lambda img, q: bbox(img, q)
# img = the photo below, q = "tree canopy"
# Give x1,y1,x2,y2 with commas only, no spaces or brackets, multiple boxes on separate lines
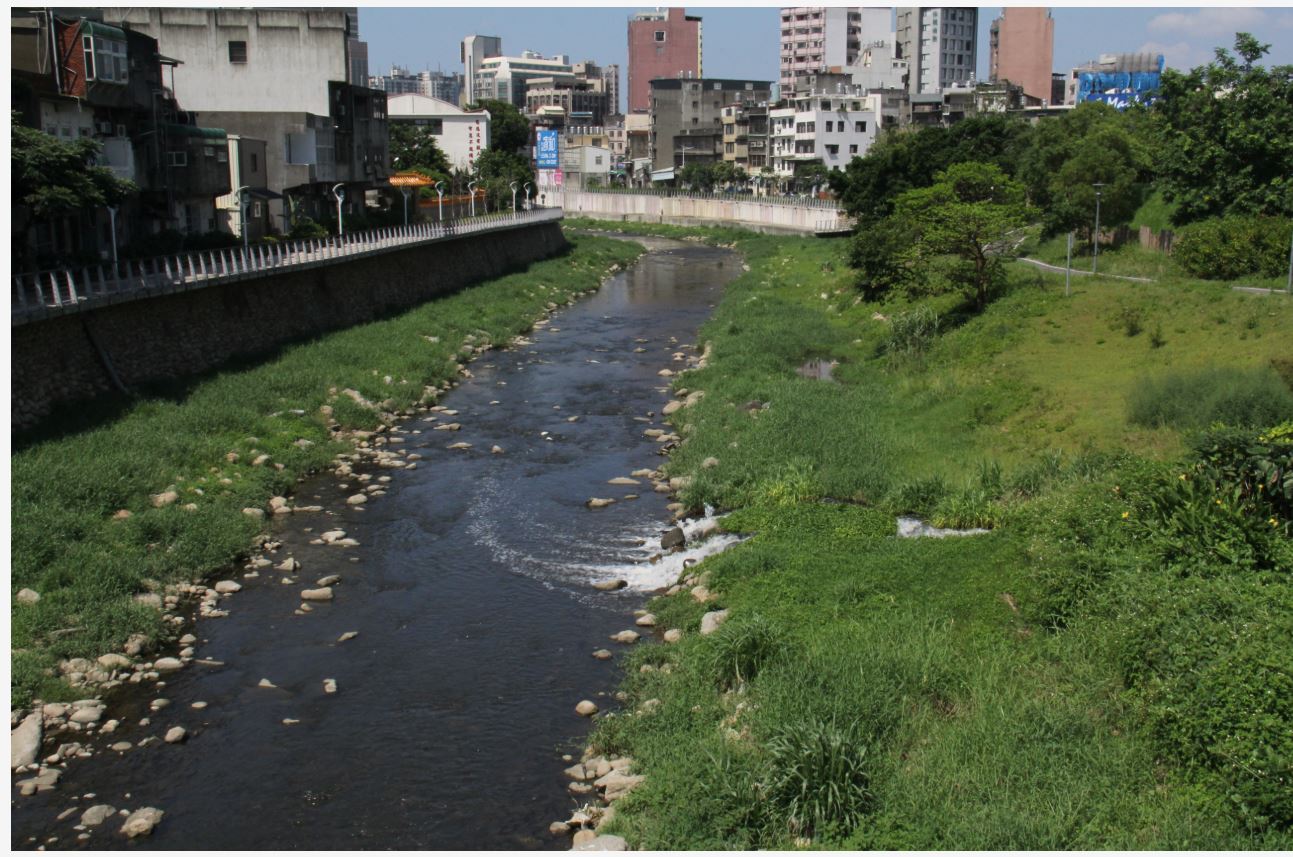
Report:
11,112,135,218
1151,32,1293,224
468,99,531,155
388,123,452,184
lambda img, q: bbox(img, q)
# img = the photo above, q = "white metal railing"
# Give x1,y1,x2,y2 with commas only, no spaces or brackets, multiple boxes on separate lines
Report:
12,208,563,324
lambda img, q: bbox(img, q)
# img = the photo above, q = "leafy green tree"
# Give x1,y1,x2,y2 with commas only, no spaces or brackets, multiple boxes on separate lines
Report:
11,112,135,219
711,160,748,189
468,99,531,155
389,123,451,184
794,162,829,193
1152,32,1293,223
679,161,716,191
1046,123,1151,245
894,162,1030,310
474,147,533,210
848,216,917,300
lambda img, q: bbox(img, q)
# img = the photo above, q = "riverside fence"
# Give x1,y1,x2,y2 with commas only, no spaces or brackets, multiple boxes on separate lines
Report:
12,208,564,325
544,189,853,234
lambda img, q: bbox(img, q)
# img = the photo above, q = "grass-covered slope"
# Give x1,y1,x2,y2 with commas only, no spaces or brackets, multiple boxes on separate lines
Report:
10,235,643,706
572,221,1293,849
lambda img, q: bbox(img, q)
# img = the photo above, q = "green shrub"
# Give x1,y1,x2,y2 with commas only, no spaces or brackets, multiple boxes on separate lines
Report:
705,614,784,690
885,306,942,361
288,216,329,240
1127,366,1293,431
884,474,949,517
1173,215,1293,280
765,717,873,836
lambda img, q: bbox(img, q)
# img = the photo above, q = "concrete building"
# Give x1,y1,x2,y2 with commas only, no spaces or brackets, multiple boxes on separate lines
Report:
460,34,503,105
345,9,369,86
386,94,491,172
648,78,773,175
989,8,1054,103
473,51,572,110
627,8,702,113
896,7,978,94
778,7,892,92
11,9,232,266
769,86,880,181
215,136,274,240
525,78,610,127
370,66,465,104
720,102,770,172
624,112,653,185
602,64,622,115
101,7,389,230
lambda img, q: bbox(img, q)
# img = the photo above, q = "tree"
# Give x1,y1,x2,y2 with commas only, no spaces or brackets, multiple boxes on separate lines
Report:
474,147,533,210
711,160,748,189
1152,32,1293,224
389,123,451,183
1045,123,1151,244
468,98,531,155
11,112,135,220
679,161,716,191
894,162,1030,310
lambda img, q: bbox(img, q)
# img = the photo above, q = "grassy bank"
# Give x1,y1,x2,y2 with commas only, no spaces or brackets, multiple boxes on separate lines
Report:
573,221,1293,848
10,234,642,706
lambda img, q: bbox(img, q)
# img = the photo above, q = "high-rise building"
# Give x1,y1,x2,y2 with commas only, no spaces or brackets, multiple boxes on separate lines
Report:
896,7,978,95
627,8,702,113
474,51,573,110
647,78,771,172
344,8,368,85
370,66,464,104
602,63,621,115
778,7,891,92
989,8,1053,103
460,34,503,105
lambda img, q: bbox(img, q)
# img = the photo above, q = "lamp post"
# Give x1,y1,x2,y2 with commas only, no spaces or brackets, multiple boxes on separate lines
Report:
1091,182,1105,274
468,180,478,217
331,183,346,237
434,181,445,222
400,188,412,226
510,180,519,213
524,182,533,210
235,185,250,249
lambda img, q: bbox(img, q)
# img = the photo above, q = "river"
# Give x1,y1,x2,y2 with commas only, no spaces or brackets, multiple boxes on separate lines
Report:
10,236,739,850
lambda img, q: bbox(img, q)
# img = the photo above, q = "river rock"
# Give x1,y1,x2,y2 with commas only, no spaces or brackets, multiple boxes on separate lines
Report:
320,530,346,544
660,526,685,550
549,821,571,836
257,678,277,688
575,700,599,717
563,763,588,780
149,698,170,711
491,445,505,454
81,804,116,827
164,726,186,744
153,657,183,672
16,588,41,605
447,442,472,450
691,585,715,603
150,491,178,508
69,706,103,725
323,679,337,694
662,400,683,416
663,628,683,643
572,829,597,848
301,587,334,602
586,498,615,509
316,575,341,587
97,653,132,671
575,834,628,851
110,741,132,752
242,507,266,520
634,613,657,628
11,712,42,770
592,649,613,660
121,807,164,838
213,580,242,594
700,609,729,636
337,631,359,642
591,578,627,592
610,630,640,644
275,557,300,573
346,494,368,506
607,477,639,485
596,768,646,803
701,457,720,469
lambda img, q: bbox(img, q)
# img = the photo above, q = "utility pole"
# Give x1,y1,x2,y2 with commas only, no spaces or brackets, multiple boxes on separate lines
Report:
331,183,346,237
1091,182,1105,274
435,181,445,222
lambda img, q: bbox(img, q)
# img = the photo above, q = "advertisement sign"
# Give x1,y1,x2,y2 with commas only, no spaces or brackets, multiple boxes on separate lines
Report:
536,129,559,169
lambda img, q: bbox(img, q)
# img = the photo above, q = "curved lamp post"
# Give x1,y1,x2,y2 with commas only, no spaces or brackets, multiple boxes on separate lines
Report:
468,180,478,218
235,185,250,249
524,182,533,211
331,183,346,237
435,181,446,222
1091,182,1106,274
510,180,519,213
106,205,119,265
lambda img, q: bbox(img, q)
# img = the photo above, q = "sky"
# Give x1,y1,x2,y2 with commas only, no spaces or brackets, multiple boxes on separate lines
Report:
358,4,1293,96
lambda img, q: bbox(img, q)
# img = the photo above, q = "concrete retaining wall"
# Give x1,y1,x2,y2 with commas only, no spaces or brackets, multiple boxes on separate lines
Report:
546,190,848,234
12,220,567,432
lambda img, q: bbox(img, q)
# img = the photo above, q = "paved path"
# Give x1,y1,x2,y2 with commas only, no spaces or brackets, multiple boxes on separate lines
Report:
1017,256,1290,296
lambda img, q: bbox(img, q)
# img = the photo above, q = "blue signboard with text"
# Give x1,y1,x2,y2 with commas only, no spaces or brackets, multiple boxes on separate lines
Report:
536,129,559,169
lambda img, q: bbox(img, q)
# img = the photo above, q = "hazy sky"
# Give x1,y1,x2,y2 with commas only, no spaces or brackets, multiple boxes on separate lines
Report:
359,4,1293,92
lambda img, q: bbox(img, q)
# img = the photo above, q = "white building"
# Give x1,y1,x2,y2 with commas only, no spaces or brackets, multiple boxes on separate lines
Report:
779,7,893,91
474,51,573,110
461,34,503,106
896,7,978,95
386,94,491,172
770,88,880,180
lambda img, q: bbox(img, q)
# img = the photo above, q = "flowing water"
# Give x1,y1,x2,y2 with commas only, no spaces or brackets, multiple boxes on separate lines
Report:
10,236,740,850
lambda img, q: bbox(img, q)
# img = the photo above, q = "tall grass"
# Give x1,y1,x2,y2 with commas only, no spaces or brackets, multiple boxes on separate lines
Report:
1127,365,1293,430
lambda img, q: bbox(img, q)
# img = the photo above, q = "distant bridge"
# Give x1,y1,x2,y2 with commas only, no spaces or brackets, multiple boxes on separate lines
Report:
542,189,854,236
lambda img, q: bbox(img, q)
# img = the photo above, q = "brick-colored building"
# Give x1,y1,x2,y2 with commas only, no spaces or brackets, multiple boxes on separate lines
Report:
989,8,1054,103
627,8,702,113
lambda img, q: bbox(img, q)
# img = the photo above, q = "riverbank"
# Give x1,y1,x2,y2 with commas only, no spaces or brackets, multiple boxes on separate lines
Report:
567,220,1293,848
11,235,643,708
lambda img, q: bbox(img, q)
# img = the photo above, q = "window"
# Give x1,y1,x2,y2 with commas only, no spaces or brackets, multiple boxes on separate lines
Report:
849,144,858,154
594,155,602,165
826,144,839,155
824,120,833,132
166,151,188,167
216,148,228,163
253,201,263,217
654,30,666,42
250,152,258,171
228,40,247,63
83,34,128,83
854,121,866,132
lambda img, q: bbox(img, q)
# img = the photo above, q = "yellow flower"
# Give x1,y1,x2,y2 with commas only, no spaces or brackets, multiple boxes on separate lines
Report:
1215,499,1223,505
1179,473,1187,481
1272,518,1281,527
1121,511,1130,519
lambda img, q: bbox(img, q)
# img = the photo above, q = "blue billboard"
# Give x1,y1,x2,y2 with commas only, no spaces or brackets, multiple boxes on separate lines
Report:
536,129,559,169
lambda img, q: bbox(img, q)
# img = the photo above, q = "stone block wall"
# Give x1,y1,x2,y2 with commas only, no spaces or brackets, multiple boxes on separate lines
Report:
12,221,567,432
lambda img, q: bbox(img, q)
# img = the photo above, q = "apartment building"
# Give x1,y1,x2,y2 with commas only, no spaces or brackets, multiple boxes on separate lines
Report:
896,7,978,95
370,66,465,105
473,51,573,110
460,34,503,106
989,8,1054,103
627,8,702,113
769,86,880,180
648,78,772,174
778,7,892,92
99,6,389,229
720,102,770,172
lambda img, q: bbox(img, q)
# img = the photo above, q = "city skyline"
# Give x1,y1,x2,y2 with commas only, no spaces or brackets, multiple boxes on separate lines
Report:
361,5,1293,101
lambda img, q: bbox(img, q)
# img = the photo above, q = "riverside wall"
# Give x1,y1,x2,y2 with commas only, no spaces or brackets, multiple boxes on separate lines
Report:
12,220,567,432
545,190,849,234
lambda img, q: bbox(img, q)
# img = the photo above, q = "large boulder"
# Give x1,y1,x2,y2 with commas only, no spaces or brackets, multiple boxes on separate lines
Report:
10,712,41,770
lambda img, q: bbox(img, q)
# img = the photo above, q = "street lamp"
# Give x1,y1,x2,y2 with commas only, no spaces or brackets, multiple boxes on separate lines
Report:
106,205,119,266
235,185,250,249
510,180,519,213
1091,182,1106,274
435,181,446,222
468,180,478,217
331,183,346,237
524,182,533,210
400,188,412,226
